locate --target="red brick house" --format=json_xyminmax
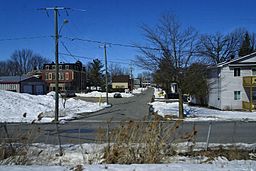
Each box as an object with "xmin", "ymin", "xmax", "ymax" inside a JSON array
[{"xmin": 41, "ymin": 61, "xmax": 86, "ymax": 92}]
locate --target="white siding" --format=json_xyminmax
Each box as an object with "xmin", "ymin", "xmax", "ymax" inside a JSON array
[
  {"xmin": 219, "ymin": 66, "xmax": 250, "ymax": 110},
  {"xmin": 207, "ymin": 68, "xmax": 221, "ymax": 109},
  {"xmin": 0, "ymin": 84, "xmax": 20, "ymax": 92},
  {"xmin": 112, "ymin": 82, "xmax": 128, "ymax": 89}
]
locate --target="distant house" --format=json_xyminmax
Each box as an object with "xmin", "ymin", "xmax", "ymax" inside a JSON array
[
  {"xmin": 133, "ymin": 78, "xmax": 142, "ymax": 89},
  {"xmin": 0, "ymin": 76, "xmax": 47, "ymax": 95},
  {"xmin": 112, "ymin": 75, "xmax": 132, "ymax": 91},
  {"xmin": 204, "ymin": 52, "xmax": 256, "ymax": 111},
  {"xmin": 41, "ymin": 61, "xmax": 86, "ymax": 93}
]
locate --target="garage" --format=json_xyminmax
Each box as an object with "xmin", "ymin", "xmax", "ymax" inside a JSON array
[
  {"xmin": 23, "ymin": 85, "xmax": 33, "ymax": 94},
  {"xmin": 35, "ymin": 85, "xmax": 44, "ymax": 95},
  {"xmin": 0, "ymin": 76, "xmax": 47, "ymax": 95}
]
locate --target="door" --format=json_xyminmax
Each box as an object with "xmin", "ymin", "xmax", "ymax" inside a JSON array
[
  {"xmin": 23, "ymin": 85, "xmax": 33, "ymax": 94},
  {"xmin": 35, "ymin": 85, "xmax": 44, "ymax": 95}
]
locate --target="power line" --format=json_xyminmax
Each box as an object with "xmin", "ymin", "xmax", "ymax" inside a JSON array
[
  {"xmin": 60, "ymin": 41, "xmax": 79, "ymax": 61},
  {"xmin": 0, "ymin": 35, "xmax": 51, "ymax": 42},
  {"xmin": 63, "ymin": 36, "xmax": 162, "ymax": 51},
  {"xmin": 59, "ymin": 52, "xmax": 132, "ymax": 65}
]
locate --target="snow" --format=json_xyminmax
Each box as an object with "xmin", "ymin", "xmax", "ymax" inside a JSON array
[
  {"xmin": 132, "ymin": 87, "xmax": 148, "ymax": 94},
  {"xmin": 1, "ymin": 161, "xmax": 255, "ymax": 171},
  {"xmin": 0, "ymin": 142, "xmax": 255, "ymax": 171},
  {"xmin": 0, "ymin": 90, "xmax": 107, "ymax": 123},
  {"xmin": 154, "ymin": 87, "xmax": 166, "ymax": 99},
  {"xmin": 76, "ymin": 91, "xmax": 134, "ymax": 98},
  {"xmin": 150, "ymin": 101, "xmax": 256, "ymax": 121},
  {"xmin": 76, "ymin": 88, "xmax": 148, "ymax": 98}
]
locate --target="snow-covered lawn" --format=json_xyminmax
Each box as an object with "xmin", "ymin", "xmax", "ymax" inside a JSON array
[
  {"xmin": 76, "ymin": 87, "xmax": 148, "ymax": 98},
  {"xmin": 0, "ymin": 90, "xmax": 107, "ymax": 123},
  {"xmin": 150, "ymin": 101, "xmax": 256, "ymax": 121},
  {"xmin": 0, "ymin": 142, "xmax": 255, "ymax": 171}
]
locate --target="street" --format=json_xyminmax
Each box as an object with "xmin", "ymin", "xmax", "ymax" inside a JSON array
[{"xmin": 0, "ymin": 88, "xmax": 256, "ymax": 145}]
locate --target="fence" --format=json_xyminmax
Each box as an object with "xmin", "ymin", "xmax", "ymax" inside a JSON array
[{"xmin": 1, "ymin": 120, "xmax": 255, "ymax": 148}]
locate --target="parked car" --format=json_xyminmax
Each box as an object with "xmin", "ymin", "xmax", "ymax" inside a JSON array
[
  {"xmin": 113, "ymin": 92, "xmax": 122, "ymax": 98},
  {"xmin": 60, "ymin": 90, "xmax": 76, "ymax": 97}
]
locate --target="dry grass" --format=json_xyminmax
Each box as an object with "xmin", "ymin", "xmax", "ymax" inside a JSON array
[
  {"xmin": 102, "ymin": 119, "xmax": 190, "ymax": 164},
  {"xmin": 180, "ymin": 146, "xmax": 256, "ymax": 162},
  {"xmin": 0, "ymin": 124, "xmax": 42, "ymax": 164}
]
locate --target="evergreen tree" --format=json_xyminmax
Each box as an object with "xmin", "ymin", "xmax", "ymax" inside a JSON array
[
  {"xmin": 88, "ymin": 59, "xmax": 104, "ymax": 90},
  {"xmin": 239, "ymin": 32, "xmax": 254, "ymax": 57}
]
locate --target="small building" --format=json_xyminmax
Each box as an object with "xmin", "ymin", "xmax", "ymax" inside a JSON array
[
  {"xmin": 133, "ymin": 78, "xmax": 142, "ymax": 89},
  {"xmin": 0, "ymin": 76, "xmax": 47, "ymax": 95},
  {"xmin": 41, "ymin": 61, "xmax": 86, "ymax": 93},
  {"xmin": 112, "ymin": 75, "xmax": 132, "ymax": 91}
]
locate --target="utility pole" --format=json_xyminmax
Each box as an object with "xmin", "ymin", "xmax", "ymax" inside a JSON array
[
  {"xmin": 130, "ymin": 64, "xmax": 133, "ymax": 91},
  {"xmin": 100, "ymin": 44, "xmax": 110, "ymax": 105},
  {"xmin": 38, "ymin": 7, "xmax": 70, "ymax": 122}
]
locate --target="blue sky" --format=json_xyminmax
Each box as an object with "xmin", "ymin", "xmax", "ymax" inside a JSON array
[{"xmin": 0, "ymin": 0, "xmax": 256, "ymax": 75}]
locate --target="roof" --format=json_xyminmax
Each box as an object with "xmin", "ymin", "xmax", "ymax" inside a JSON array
[
  {"xmin": 217, "ymin": 51, "xmax": 256, "ymax": 68},
  {"xmin": 112, "ymin": 75, "xmax": 130, "ymax": 83},
  {"xmin": 0, "ymin": 76, "xmax": 32, "ymax": 83}
]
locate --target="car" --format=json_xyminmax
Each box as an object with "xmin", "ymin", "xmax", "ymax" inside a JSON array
[
  {"xmin": 113, "ymin": 92, "xmax": 122, "ymax": 98},
  {"xmin": 60, "ymin": 90, "xmax": 76, "ymax": 97}
]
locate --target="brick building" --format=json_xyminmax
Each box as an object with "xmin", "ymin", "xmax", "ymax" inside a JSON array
[{"xmin": 41, "ymin": 61, "xmax": 86, "ymax": 93}]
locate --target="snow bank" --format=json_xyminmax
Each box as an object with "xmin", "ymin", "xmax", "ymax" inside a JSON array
[
  {"xmin": 76, "ymin": 87, "xmax": 148, "ymax": 98},
  {"xmin": 0, "ymin": 90, "xmax": 107, "ymax": 123},
  {"xmin": 132, "ymin": 87, "xmax": 148, "ymax": 94},
  {"xmin": 150, "ymin": 101, "xmax": 256, "ymax": 121},
  {"xmin": 76, "ymin": 91, "xmax": 134, "ymax": 98},
  {"xmin": 154, "ymin": 87, "xmax": 166, "ymax": 98}
]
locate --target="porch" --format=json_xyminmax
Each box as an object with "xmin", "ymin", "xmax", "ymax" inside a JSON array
[{"xmin": 243, "ymin": 76, "xmax": 256, "ymax": 111}]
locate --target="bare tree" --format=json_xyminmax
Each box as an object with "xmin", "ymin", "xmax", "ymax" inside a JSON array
[
  {"xmin": 109, "ymin": 63, "xmax": 129, "ymax": 77},
  {"xmin": 198, "ymin": 29, "xmax": 244, "ymax": 65},
  {"xmin": 0, "ymin": 49, "xmax": 49, "ymax": 76},
  {"xmin": 136, "ymin": 14, "xmax": 199, "ymax": 118}
]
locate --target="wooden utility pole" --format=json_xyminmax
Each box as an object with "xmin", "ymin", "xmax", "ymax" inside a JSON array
[
  {"xmin": 104, "ymin": 44, "xmax": 109, "ymax": 105},
  {"xmin": 38, "ymin": 7, "xmax": 70, "ymax": 122}
]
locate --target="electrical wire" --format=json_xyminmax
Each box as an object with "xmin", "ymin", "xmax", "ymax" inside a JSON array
[
  {"xmin": 0, "ymin": 35, "xmax": 51, "ymax": 42},
  {"xmin": 63, "ymin": 36, "xmax": 162, "ymax": 51}
]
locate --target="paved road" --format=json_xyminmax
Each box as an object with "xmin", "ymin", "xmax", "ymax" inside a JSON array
[
  {"xmin": 73, "ymin": 88, "xmax": 154, "ymax": 121},
  {"xmin": 1, "ymin": 120, "xmax": 255, "ymax": 145}
]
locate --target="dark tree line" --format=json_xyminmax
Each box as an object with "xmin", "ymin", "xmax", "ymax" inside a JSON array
[{"xmin": 0, "ymin": 49, "xmax": 50, "ymax": 76}]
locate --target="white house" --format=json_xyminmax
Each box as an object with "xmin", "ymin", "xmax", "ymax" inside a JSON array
[{"xmin": 207, "ymin": 52, "xmax": 256, "ymax": 111}]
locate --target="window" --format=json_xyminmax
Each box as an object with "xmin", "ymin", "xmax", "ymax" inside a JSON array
[
  {"xmin": 65, "ymin": 72, "xmax": 69, "ymax": 80},
  {"xmin": 65, "ymin": 65, "xmax": 69, "ymax": 70},
  {"xmin": 59, "ymin": 65, "xmax": 62, "ymax": 70},
  {"xmin": 252, "ymin": 69, "xmax": 256, "ymax": 76},
  {"xmin": 45, "ymin": 65, "xmax": 49, "ymax": 70},
  {"xmin": 60, "ymin": 73, "xmax": 64, "ymax": 80},
  {"xmin": 49, "ymin": 73, "xmax": 52, "ymax": 80},
  {"xmin": 234, "ymin": 91, "xmax": 241, "ymax": 100},
  {"xmin": 52, "ymin": 73, "xmax": 56, "ymax": 80},
  {"xmin": 52, "ymin": 65, "xmax": 56, "ymax": 70},
  {"xmin": 45, "ymin": 73, "xmax": 48, "ymax": 80},
  {"xmin": 234, "ymin": 68, "xmax": 240, "ymax": 77},
  {"xmin": 253, "ymin": 91, "xmax": 256, "ymax": 100}
]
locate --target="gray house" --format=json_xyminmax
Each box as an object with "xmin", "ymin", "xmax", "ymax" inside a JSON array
[
  {"xmin": 0, "ymin": 76, "xmax": 47, "ymax": 95},
  {"xmin": 206, "ymin": 52, "xmax": 256, "ymax": 111}
]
